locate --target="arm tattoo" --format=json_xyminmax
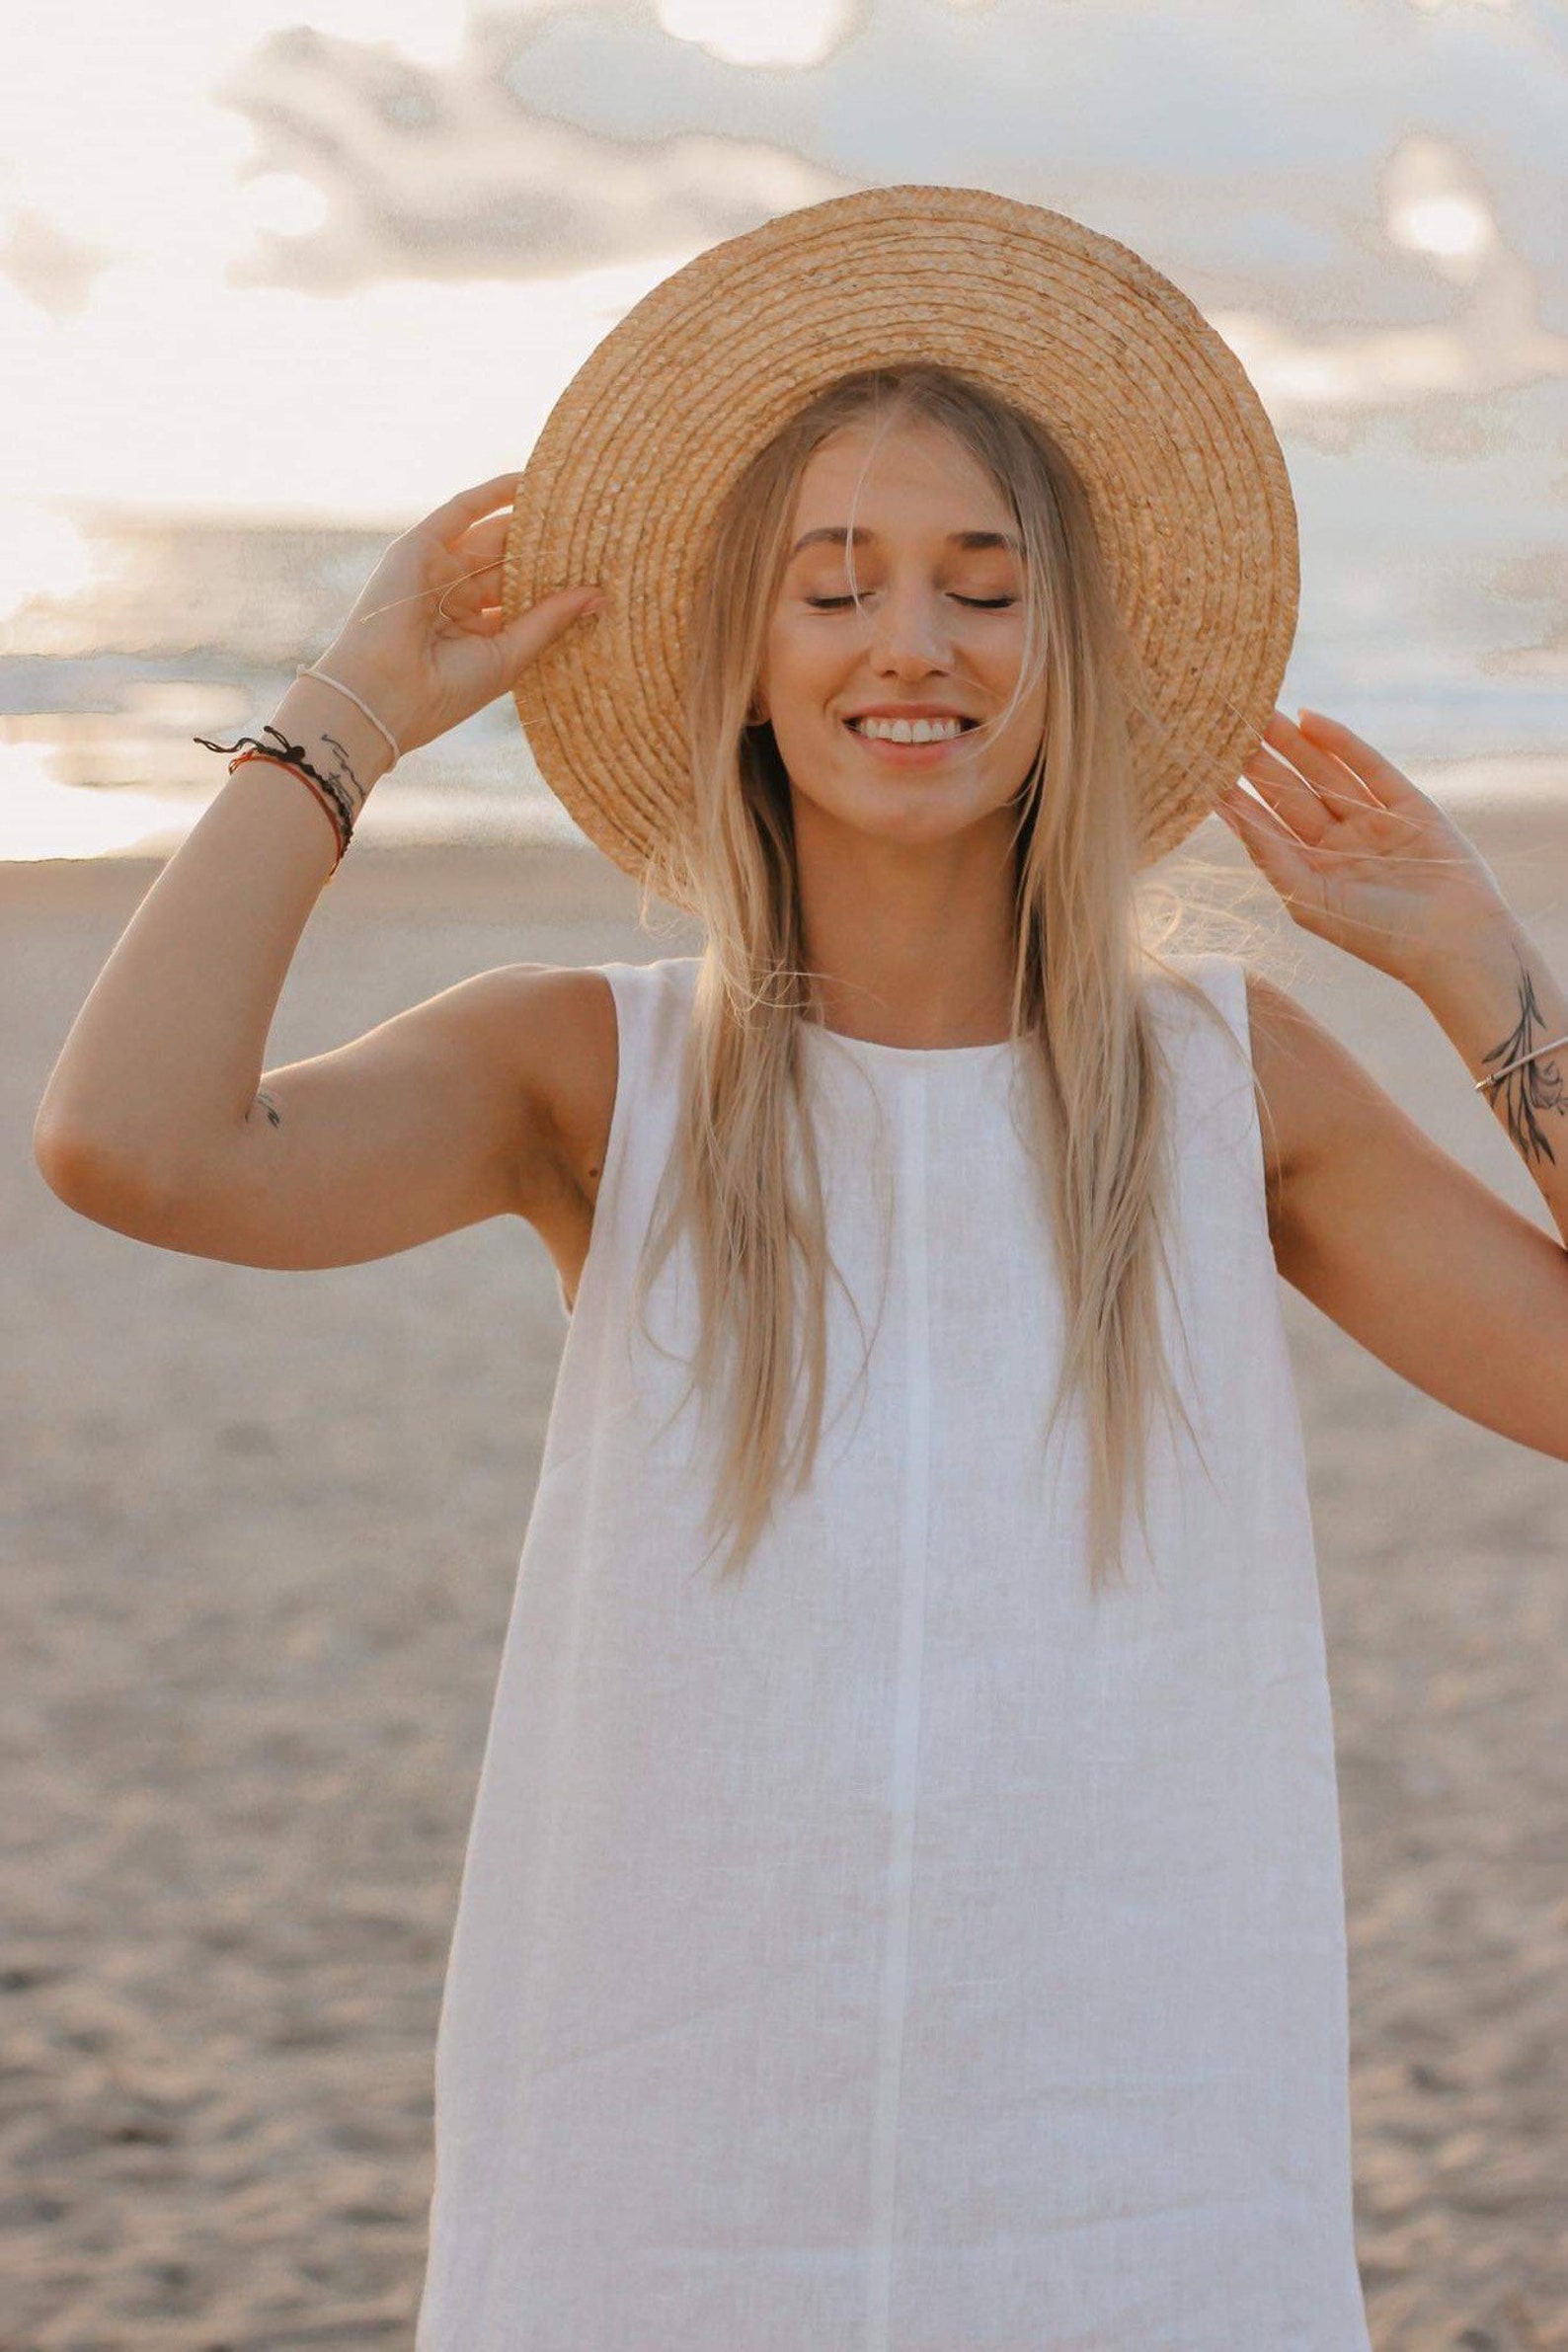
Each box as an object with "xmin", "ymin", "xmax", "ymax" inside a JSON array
[
  {"xmin": 248, "ymin": 1087, "xmax": 283, "ymax": 1130},
  {"xmin": 1479, "ymin": 960, "xmax": 1565, "ymax": 1169}
]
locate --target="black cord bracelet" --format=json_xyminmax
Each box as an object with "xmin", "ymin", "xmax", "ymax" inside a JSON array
[{"xmin": 194, "ymin": 726, "xmax": 358, "ymax": 846}]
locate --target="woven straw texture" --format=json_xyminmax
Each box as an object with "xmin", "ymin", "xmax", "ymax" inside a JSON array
[{"xmin": 502, "ymin": 183, "xmax": 1298, "ymax": 897}]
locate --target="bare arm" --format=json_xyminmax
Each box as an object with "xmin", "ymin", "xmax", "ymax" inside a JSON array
[
  {"xmin": 1248, "ymin": 959, "xmax": 1568, "ymax": 1463},
  {"xmin": 34, "ymin": 674, "xmax": 389, "ymax": 1211},
  {"xmin": 33, "ymin": 471, "xmax": 604, "ymax": 1254},
  {"xmin": 1215, "ymin": 705, "xmax": 1568, "ymax": 1460}
]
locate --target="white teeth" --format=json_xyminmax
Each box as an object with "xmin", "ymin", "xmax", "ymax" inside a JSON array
[{"xmin": 850, "ymin": 715, "xmax": 969, "ymax": 744}]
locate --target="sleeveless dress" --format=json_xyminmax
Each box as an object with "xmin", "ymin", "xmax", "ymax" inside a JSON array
[{"xmin": 415, "ymin": 949, "xmax": 1371, "ymax": 2351}]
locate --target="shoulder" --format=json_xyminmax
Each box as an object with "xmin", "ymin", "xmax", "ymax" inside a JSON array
[
  {"xmin": 474, "ymin": 961, "xmax": 620, "ymax": 1217},
  {"xmin": 1148, "ymin": 953, "xmax": 1367, "ymax": 1231},
  {"xmin": 484, "ymin": 956, "xmax": 700, "ymax": 1215}
]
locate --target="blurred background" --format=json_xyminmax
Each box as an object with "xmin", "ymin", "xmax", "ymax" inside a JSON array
[
  {"xmin": 3, "ymin": 0, "xmax": 1567, "ymax": 857},
  {"xmin": 5, "ymin": 3, "xmax": 1567, "ymax": 2347}
]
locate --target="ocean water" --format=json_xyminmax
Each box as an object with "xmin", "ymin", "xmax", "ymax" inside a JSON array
[
  {"xmin": 0, "ymin": 515, "xmax": 590, "ymax": 863},
  {"xmin": 3, "ymin": 487, "xmax": 1565, "ymax": 864}
]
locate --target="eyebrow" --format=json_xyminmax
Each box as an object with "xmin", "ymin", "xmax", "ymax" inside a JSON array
[{"xmin": 787, "ymin": 524, "xmax": 1022, "ymax": 560}]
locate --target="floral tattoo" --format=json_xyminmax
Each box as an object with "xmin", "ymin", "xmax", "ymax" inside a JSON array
[{"xmin": 1478, "ymin": 959, "xmax": 1565, "ymax": 1169}]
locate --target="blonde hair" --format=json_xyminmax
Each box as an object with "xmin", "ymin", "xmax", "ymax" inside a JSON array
[{"xmin": 626, "ymin": 360, "xmax": 1277, "ymax": 1597}]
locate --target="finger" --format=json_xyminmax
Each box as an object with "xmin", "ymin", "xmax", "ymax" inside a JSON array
[
  {"xmin": 435, "ymin": 564, "xmax": 506, "ymax": 627},
  {"xmin": 451, "ymin": 509, "xmax": 516, "ymax": 567},
  {"xmin": 492, "ymin": 583, "xmax": 604, "ymax": 678},
  {"xmin": 1259, "ymin": 721, "xmax": 1429, "ymax": 862},
  {"xmin": 1292, "ymin": 709, "xmax": 1425, "ymax": 812},
  {"xmin": 1215, "ymin": 782, "xmax": 1324, "ymax": 905},
  {"xmin": 418, "ymin": 470, "xmax": 527, "ymax": 550},
  {"xmin": 1216, "ymin": 777, "xmax": 1318, "ymax": 866},
  {"xmin": 1239, "ymin": 743, "xmax": 1343, "ymax": 846},
  {"xmin": 1260, "ymin": 711, "xmax": 1379, "ymax": 817}
]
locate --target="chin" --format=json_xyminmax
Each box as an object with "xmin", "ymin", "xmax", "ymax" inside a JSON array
[{"xmin": 851, "ymin": 799, "xmax": 998, "ymax": 853}]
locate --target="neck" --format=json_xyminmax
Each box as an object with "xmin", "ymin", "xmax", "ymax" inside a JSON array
[{"xmin": 793, "ymin": 804, "xmax": 1020, "ymax": 1049}]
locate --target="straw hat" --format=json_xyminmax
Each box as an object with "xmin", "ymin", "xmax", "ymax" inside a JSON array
[{"xmin": 501, "ymin": 183, "xmax": 1297, "ymax": 894}]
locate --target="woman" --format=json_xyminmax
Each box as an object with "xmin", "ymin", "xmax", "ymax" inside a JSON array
[{"xmin": 34, "ymin": 189, "xmax": 1568, "ymax": 2348}]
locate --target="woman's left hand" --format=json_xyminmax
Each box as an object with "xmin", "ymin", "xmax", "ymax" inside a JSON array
[{"xmin": 1213, "ymin": 708, "xmax": 1517, "ymax": 990}]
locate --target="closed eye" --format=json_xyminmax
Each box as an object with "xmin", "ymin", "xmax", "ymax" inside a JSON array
[{"xmin": 804, "ymin": 594, "xmax": 1016, "ymax": 610}]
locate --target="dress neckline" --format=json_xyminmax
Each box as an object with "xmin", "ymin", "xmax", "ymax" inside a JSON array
[
  {"xmin": 666, "ymin": 958, "xmax": 1029, "ymax": 1063},
  {"xmin": 799, "ymin": 1019, "xmax": 1026, "ymax": 1064}
]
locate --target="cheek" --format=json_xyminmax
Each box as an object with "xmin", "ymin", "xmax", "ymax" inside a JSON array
[
  {"xmin": 757, "ymin": 615, "xmax": 799, "ymax": 690},
  {"xmin": 988, "ymin": 638, "xmax": 1046, "ymax": 724},
  {"xmin": 758, "ymin": 627, "xmax": 837, "ymax": 726},
  {"xmin": 982, "ymin": 618, "xmax": 1031, "ymax": 675}
]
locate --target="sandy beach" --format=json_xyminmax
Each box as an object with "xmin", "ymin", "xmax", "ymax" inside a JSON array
[{"xmin": 5, "ymin": 809, "xmax": 1567, "ymax": 2350}]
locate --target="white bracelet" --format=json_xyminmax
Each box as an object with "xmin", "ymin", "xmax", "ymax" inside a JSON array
[{"xmin": 295, "ymin": 664, "xmax": 402, "ymax": 767}]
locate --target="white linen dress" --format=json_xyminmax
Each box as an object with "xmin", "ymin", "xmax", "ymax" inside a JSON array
[{"xmin": 415, "ymin": 949, "xmax": 1372, "ymax": 2350}]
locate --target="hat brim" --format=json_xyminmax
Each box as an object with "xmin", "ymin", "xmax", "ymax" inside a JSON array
[{"xmin": 502, "ymin": 182, "xmax": 1297, "ymax": 896}]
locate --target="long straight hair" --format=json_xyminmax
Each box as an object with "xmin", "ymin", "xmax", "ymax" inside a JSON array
[{"xmin": 628, "ymin": 360, "xmax": 1260, "ymax": 1597}]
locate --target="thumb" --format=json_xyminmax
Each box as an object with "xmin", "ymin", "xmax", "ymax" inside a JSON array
[{"xmin": 496, "ymin": 585, "xmax": 605, "ymax": 686}]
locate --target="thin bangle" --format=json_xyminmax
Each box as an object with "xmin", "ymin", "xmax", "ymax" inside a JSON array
[
  {"xmin": 295, "ymin": 664, "xmax": 402, "ymax": 767},
  {"xmin": 1473, "ymin": 1030, "xmax": 1568, "ymax": 1090}
]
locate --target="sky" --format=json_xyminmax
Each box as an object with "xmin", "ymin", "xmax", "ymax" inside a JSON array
[
  {"xmin": 5, "ymin": 0, "xmax": 1566, "ymax": 534},
  {"xmin": 1, "ymin": 0, "xmax": 1565, "ymax": 857}
]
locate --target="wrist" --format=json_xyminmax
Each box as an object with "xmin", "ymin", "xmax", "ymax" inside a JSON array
[
  {"xmin": 1405, "ymin": 906, "xmax": 1528, "ymax": 1009},
  {"xmin": 1411, "ymin": 911, "xmax": 1568, "ymax": 1092},
  {"xmin": 270, "ymin": 673, "xmax": 395, "ymax": 806}
]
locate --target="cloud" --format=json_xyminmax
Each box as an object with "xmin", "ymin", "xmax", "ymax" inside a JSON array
[
  {"xmin": 0, "ymin": 210, "xmax": 111, "ymax": 318},
  {"xmin": 6, "ymin": 0, "xmax": 1563, "ymax": 522},
  {"xmin": 203, "ymin": 0, "xmax": 1568, "ymax": 448},
  {"xmin": 216, "ymin": 23, "xmax": 856, "ymax": 292}
]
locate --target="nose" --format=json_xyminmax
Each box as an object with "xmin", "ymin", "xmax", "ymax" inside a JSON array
[{"xmin": 865, "ymin": 579, "xmax": 955, "ymax": 678}]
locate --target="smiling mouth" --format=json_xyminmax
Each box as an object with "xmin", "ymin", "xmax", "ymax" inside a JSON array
[{"xmin": 843, "ymin": 716, "xmax": 982, "ymax": 754}]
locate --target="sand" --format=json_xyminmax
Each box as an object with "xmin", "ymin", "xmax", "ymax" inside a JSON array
[{"xmin": 4, "ymin": 812, "xmax": 1566, "ymax": 2350}]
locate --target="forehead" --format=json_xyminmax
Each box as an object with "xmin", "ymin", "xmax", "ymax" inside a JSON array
[{"xmin": 789, "ymin": 416, "xmax": 1011, "ymax": 529}]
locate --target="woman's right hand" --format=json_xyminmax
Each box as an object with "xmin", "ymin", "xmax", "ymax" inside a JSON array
[{"xmin": 307, "ymin": 471, "xmax": 604, "ymax": 762}]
